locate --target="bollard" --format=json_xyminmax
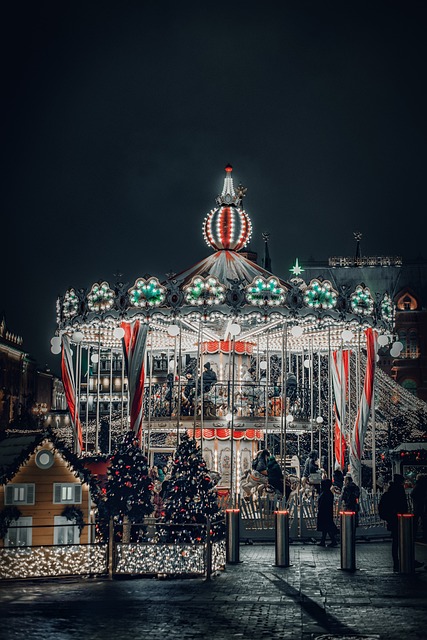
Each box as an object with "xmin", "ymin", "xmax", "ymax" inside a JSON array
[
  {"xmin": 398, "ymin": 514, "xmax": 415, "ymax": 574},
  {"xmin": 226, "ymin": 509, "xmax": 240, "ymax": 564},
  {"xmin": 275, "ymin": 510, "xmax": 290, "ymax": 567},
  {"xmin": 340, "ymin": 511, "xmax": 356, "ymax": 571}
]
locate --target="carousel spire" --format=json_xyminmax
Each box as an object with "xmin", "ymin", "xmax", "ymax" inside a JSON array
[{"xmin": 216, "ymin": 164, "xmax": 238, "ymax": 206}]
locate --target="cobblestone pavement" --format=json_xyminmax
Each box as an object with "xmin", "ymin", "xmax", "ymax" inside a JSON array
[{"xmin": 0, "ymin": 541, "xmax": 426, "ymax": 640}]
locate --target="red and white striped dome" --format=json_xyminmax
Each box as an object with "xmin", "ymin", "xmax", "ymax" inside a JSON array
[{"xmin": 202, "ymin": 165, "xmax": 252, "ymax": 251}]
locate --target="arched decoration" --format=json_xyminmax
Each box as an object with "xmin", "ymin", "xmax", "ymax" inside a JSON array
[
  {"xmin": 128, "ymin": 277, "xmax": 166, "ymax": 308},
  {"xmin": 245, "ymin": 276, "xmax": 286, "ymax": 306},
  {"xmin": 380, "ymin": 293, "xmax": 394, "ymax": 322},
  {"xmin": 183, "ymin": 275, "xmax": 225, "ymax": 306},
  {"xmin": 87, "ymin": 282, "xmax": 115, "ymax": 313},
  {"xmin": 350, "ymin": 285, "xmax": 374, "ymax": 316},
  {"xmin": 202, "ymin": 340, "xmax": 255, "ymax": 355},
  {"xmin": 63, "ymin": 289, "xmax": 79, "ymax": 319},
  {"xmin": 189, "ymin": 428, "xmax": 263, "ymax": 440},
  {"xmin": 396, "ymin": 291, "xmax": 418, "ymax": 311},
  {"xmin": 303, "ymin": 279, "xmax": 337, "ymax": 310}
]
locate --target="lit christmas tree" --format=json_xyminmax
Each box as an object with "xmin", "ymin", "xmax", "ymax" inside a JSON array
[
  {"xmin": 104, "ymin": 431, "xmax": 153, "ymax": 538},
  {"xmin": 159, "ymin": 433, "xmax": 225, "ymax": 543}
]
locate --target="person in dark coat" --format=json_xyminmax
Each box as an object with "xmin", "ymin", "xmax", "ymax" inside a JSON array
[
  {"xmin": 198, "ymin": 361, "xmax": 217, "ymax": 394},
  {"xmin": 267, "ymin": 455, "xmax": 285, "ymax": 498},
  {"xmin": 333, "ymin": 463, "xmax": 344, "ymax": 491},
  {"xmin": 303, "ymin": 450, "xmax": 321, "ymax": 493},
  {"xmin": 381, "ymin": 474, "xmax": 409, "ymax": 571},
  {"xmin": 317, "ymin": 478, "xmax": 338, "ymax": 547},
  {"xmin": 341, "ymin": 474, "xmax": 360, "ymax": 527}
]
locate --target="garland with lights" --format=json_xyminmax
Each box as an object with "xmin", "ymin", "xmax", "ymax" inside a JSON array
[{"xmin": 158, "ymin": 433, "xmax": 225, "ymax": 543}]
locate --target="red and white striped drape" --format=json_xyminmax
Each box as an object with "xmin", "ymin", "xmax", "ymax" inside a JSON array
[
  {"xmin": 121, "ymin": 320, "xmax": 148, "ymax": 440},
  {"xmin": 331, "ymin": 348, "xmax": 350, "ymax": 470},
  {"xmin": 349, "ymin": 327, "xmax": 378, "ymax": 483},
  {"xmin": 61, "ymin": 335, "xmax": 83, "ymax": 454}
]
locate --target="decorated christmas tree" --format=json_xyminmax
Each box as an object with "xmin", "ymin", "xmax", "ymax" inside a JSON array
[
  {"xmin": 159, "ymin": 433, "xmax": 225, "ymax": 543},
  {"xmin": 104, "ymin": 431, "xmax": 153, "ymax": 538}
]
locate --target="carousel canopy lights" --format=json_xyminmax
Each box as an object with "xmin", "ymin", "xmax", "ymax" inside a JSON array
[
  {"xmin": 290, "ymin": 326, "xmax": 304, "ymax": 338},
  {"xmin": 87, "ymin": 282, "xmax": 115, "ymax": 313},
  {"xmin": 184, "ymin": 275, "xmax": 225, "ymax": 306},
  {"xmin": 128, "ymin": 277, "xmax": 166, "ymax": 308},
  {"xmin": 63, "ymin": 289, "xmax": 79, "ymax": 319},
  {"xmin": 167, "ymin": 324, "xmax": 180, "ymax": 337},
  {"xmin": 303, "ymin": 279, "xmax": 337, "ymax": 310},
  {"xmin": 246, "ymin": 277, "xmax": 286, "ymax": 306},
  {"xmin": 350, "ymin": 285, "xmax": 374, "ymax": 316}
]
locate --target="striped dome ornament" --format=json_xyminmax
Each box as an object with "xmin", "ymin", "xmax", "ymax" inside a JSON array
[{"xmin": 203, "ymin": 165, "xmax": 252, "ymax": 251}]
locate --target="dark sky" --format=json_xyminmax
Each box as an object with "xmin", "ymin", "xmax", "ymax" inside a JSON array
[{"xmin": 2, "ymin": 0, "xmax": 427, "ymax": 373}]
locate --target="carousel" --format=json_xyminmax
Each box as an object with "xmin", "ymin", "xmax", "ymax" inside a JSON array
[{"xmin": 52, "ymin": 164, "xmax": 408, "ymax": 496}]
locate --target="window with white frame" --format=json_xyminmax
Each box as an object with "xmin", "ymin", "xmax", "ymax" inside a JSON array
[
  {"xmin": 54, "ymin": 515, "xmax": 80, "ymax": 545},
  {"xmin": 4, "ymin": 484, "xmax": 35, "ymax": 505},
  {"xmin": 4, "ymin": 516, "xmax": 33, "ymax": 547},
  {"xmin": 53, "ymin": 483, "xmax": 82, "ymax": 504}
]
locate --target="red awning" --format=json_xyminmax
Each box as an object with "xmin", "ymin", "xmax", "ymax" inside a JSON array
[{"xmin": 202, "ymin": 340, "xmax": 255, "ymax": 355}]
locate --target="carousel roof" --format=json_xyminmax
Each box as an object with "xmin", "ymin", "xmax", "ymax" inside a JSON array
[
  {"xmin": 54, "ymin": 165, "xmax": 396, "ymax": 352},
  {"xmin": 173, "ymin": 249, "xmax": 290, "ymax": 289}
]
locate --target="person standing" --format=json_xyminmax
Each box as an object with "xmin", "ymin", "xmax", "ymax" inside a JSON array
[
  {"xmin": 341, "ymin": 475, "xmax": 360, "ymax": 527},
  {"xmin": 379, "ymin": 474, "xmax": 408, "ymax": 571},
  {"xmin": 317, "ymin": 478, "xmax": 339, "ymax": 547}
]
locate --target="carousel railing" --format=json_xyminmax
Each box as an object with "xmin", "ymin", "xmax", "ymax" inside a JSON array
[{"xmin": 141, "ymin": 381, "xmax": 312, "ymax": 421}]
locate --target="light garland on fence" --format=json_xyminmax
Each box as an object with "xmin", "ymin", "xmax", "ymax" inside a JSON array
[{"xmin": 380, "ymin": 293, "xmax": 394, "ymax": 323}]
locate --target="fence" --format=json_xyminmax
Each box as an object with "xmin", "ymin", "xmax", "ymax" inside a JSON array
[
  {"xmin": 0, "ymin": 519, "xmax": 226, "ymax": 581},
  {"xmin": 239, "ymin": 489, "xmax": 391, "ymax": 542}
]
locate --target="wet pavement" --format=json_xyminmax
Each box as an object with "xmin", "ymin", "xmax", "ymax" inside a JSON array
[{"xmin": 0, "ymin": 540, "xmax": 426, "ymax": 640}]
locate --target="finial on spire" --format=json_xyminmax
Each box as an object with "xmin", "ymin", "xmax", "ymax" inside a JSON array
[{"xmin": 216, "ymin": 164, "xmax": 238, "ymax": 205}]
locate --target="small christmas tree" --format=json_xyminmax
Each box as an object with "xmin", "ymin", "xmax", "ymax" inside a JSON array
[
  {"xmin": 159, "ymin": 433, "xmax": 225, "ymax": 543},
  {"xmin": 104, "ymin": 431, "xmax": 153, "ymax": 539}
]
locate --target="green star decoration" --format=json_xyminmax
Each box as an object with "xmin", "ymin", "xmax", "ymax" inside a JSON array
[{"xmin": 290, "ymin": 258, "xmax": 304, "ymax": 276}]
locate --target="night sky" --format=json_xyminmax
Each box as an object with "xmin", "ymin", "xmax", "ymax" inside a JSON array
[{"xmin": 2, "ymin": 0, "xmax": 427, "ymax": 373}]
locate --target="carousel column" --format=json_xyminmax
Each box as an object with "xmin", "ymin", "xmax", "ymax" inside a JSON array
[
  {"xmin": 96, "ymin": 328, "xmax": 101, "ymax": 453},
  {"xmin": 109, "ymin": 348, "xmax": 113, "ymax": 454},
  {"xmin": 200, "ymin": 319, "xmax": 204, "ymax": 456},
  {"xmin": 328, "ymin": 325, "xmax": 333, "ymax": 477},
  {"xmin": 176, "ymin": 318, "xmax": 183, "ymax": 447},
  {"xmin": 193, "ymin": 319, "xmax": 202, "ymax": 438},
  {"xmin": 230, "ymin": 334, "xmax": 236, "ymax": 505},
  {"xmin": 147, "ymin": 336, "xmax": 154, "ymax": 458},
  {"xmin": 85, "ymin": 345, "xmax": 90, "ymax": 451}
]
